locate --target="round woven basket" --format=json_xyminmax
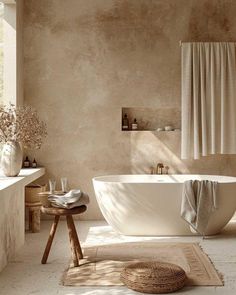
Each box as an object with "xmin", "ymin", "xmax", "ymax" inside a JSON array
[
  {"xmin": 25, "ymin": 184, "xmax": 46, "ymax": 203},
  {"xmin": 120, "ymin": 261, "xmax": 186, "ymax": 294}
]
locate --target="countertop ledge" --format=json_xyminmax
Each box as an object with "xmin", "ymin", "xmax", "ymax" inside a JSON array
[{"xmin": 0, "ymin": 168, "xmax": 45, "ymax": 191}]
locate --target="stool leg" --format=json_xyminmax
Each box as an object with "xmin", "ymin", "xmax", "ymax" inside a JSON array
[
  {"xmin": 66, "ymin": 215, "xmax": 79, "ymax": 267},
  {"xmin": 41, "ymin": 215, "xmax": 60, "ymax": 264},
  {"xmin": 67, "ymin": 215, "xmax": 83, "ymax": 259},
  {"xmin": 32, "ymin": 209, "xmax": 41, "ymax": 233},
  {"xmin": 29, "ymin": 210, "xmax": 33, "ymax": 231}
]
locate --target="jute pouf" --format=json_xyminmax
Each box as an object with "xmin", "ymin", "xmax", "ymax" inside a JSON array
[{"xmin": 120, "ymin": 261, "xmax": 186, "ymax": 294}]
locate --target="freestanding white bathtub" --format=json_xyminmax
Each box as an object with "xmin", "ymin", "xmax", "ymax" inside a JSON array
[{"xmin": 93, "ymin": 174, "xmax": 236, "ymax": 236}]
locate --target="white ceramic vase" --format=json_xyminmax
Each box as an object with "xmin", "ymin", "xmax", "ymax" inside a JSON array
[{"xmin": 1, "ymin": 141, "xmax": 23, "ymax": 177}]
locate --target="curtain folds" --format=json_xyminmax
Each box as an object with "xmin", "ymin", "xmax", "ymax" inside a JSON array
[{"xmin": 181, "ymin": 42, "xmax": 236, "ymax": 159}]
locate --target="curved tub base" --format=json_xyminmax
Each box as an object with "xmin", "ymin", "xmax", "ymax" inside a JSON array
[{"xmin": 93, "ymin": 175, "xmax": 236, "ymax": 236}]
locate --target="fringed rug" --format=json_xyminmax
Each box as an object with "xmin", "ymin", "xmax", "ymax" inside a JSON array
[{"xmin": 62, "ymin": 242, "xmax": 223, "ymax": 287}]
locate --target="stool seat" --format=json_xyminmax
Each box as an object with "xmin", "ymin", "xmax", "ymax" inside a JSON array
[
  {"xmin": 41, "ymin": 205, "xmax": 87, "ymax": 267},
  {"xmin": 41, "ymin": 205, "xmax": 87, "ymax": 216},
  {"xmin": 26, "ymin": 202, "xmax": 41, "ymax": 207}
]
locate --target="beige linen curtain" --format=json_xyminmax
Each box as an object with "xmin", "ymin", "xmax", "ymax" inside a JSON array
[{"xmin": 181, "ymin": 42, "xmax": 236, "ymax": 159}]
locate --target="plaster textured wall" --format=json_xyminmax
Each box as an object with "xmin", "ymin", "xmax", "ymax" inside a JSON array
[
  {"xmin": 0, "ymin": 186, "xmax": 24, "ymax": 272},
  {"xmin": 24, "ymin": 0, "xmax": 236, "ymax": 219}
]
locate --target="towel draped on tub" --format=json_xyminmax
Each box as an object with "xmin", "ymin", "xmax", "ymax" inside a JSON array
[{"xmin": 181, "ymin": 180, "xmax": 218, "ymax": 235}]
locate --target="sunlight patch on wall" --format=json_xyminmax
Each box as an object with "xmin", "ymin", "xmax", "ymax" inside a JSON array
[{"xmin": 0, "ymin": 2, "xmax": 4, "ymax": 103}]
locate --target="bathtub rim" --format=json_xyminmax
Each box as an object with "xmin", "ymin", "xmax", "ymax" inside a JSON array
[{"xmin": 92, "ymin": 174, "xmax": 236, "ymax": 184}]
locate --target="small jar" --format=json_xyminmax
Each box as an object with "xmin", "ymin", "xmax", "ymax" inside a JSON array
[{"xmin": 132, "ymin": 118, "xmax": 138, "ymax": 130}]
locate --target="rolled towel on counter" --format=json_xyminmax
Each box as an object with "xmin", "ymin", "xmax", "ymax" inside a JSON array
[{"xmin": 48, "ymin": 189, "xmax": 90, "ymax": 209}]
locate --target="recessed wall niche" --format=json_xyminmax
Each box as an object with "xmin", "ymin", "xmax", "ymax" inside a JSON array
[{"xmin": 121, "ymin": 107, "xmax": 181, "ymax": 131}]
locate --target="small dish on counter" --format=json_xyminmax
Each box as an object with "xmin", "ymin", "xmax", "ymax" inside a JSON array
[
  {"xmin": 156, "ymin": 127, "xmax": 164, "ymax": 132},
  {"xmin": 164, "ymin": 126, "xmax": 174, "ymax": 131}
]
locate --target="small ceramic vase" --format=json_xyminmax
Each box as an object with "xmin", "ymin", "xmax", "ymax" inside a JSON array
[{"xmin": 1, "ymin": 141, "xmax": 23, "ymax": 177}]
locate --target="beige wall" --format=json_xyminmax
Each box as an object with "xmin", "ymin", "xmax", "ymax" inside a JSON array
[
  {"xmin": 16, "ymin": 0, "xmax": 24, "ymax": 106},
  {"xmin": 3, "ymin": 4, "xmax": 16, "ymax": 104},
  {"xmin": 3, "ymin": 0, "xmax": 24, "ymax": 106},
  {"xmin": 24, "ymin": 0, "xmax": 236, "ymax": 219}
]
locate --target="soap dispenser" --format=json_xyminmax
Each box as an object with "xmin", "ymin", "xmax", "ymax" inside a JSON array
[
  {"xmin": 32, "ymin": 158, "xmax": 37, "ymax": 168},
  {"xmin": 122, "ymin": 113, "xmax": 129, "ymax": 130},
  {"xmin": 23, "ymin": 156, "xmax": 30, "ymax": 168}
]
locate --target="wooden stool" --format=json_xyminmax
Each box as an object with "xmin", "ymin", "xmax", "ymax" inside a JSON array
[
  {"xmin": 41, "ymin": 205, "xmax": 87, "ymax": 267},
  {"xmin": 25, "ymin": 202, "xmax": 41, "ymax": 233}
]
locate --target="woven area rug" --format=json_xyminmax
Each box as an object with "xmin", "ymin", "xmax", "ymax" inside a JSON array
[{"xmin": 62, "ymin": 242, "xmax": 223, "ymax": 287}]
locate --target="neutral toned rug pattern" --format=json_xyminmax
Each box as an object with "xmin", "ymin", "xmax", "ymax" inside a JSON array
[{"xmin": 62, "ymin": 242, "xmax": 223, "ymax": 287}]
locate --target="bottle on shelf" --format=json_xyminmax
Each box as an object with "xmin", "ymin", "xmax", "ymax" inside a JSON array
[
  {"xmin": 132, "ymin": 118, "xmax": 138, "ymax": 130},
  {"xmin": 23, "ymin": 156, "xmax": 30, "ymax": 168},
  {"xmin": 32, "ymin": 158, "xmax": 37, "ymax": 168},
  {"xmin": 122, "ymin": 113, "xmax": 129, "ymax": 130}
]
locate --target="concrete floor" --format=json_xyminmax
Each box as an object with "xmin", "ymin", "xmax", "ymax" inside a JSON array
[{"xmin": 0, "ymin": 220, "xmax": 236, "ymax": 295}]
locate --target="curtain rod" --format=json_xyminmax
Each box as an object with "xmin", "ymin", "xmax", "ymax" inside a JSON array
[{"xmin": 179, "ymin": 41, "xmax": 236, "ymax": 47}]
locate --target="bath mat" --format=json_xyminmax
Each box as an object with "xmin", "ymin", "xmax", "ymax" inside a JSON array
[{"xmin": 62, "ymin": 242, "xmax": 223, "ymax": 287}]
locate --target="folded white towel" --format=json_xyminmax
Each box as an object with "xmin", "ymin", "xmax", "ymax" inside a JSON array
[
  {"xmin": 48, "ymin": 189, "xmax": 89, "ymax": 209},
  {"xmin": 181, "ymin": 180, "xmax": 218, "ymax": 235},
  {"xmin": 48, "ymin": 189, "xmax": 82, "ymax": 204}
]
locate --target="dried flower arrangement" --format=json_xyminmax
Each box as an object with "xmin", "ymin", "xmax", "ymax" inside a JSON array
[{"xmin": 0, "ymin": 104, "xmax": 47, "ymax": 149}]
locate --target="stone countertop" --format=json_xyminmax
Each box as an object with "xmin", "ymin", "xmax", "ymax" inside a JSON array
[{"xmin": 0, "ymin": 168, "xmax": 45, "ymax": 191}]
